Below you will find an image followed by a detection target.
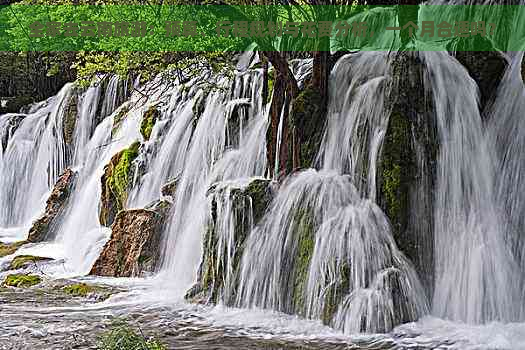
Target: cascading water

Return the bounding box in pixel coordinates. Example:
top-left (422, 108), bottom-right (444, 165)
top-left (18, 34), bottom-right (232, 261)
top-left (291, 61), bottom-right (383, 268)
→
top-left (423, 51), bottom-right (521, 323)
top-left (1, 17), bottom-right (525, 348)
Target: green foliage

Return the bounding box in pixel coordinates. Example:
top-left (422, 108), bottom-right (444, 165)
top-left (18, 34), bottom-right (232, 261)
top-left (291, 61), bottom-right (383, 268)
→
top-left (9, 255), bottom-right (51, 270)
top-left (97, 320), bottom-right (166, 350)
top-left (62, 283), bottom-right (93, 297)
top-left (3, 274), bottom-right (42, 288)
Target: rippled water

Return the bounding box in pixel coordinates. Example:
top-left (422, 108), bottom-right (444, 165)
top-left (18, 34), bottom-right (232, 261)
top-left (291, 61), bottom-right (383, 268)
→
top-left (2, 277), bottom-right (525, 350)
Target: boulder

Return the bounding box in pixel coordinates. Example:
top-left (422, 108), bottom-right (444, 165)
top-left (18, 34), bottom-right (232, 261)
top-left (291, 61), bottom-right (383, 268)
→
top-left (522, 54), bottom-right (525, 84)
top-left (27, 168), bottom-right (77, 242)
top-left (90, 200), bottom-right (170, 277)
top-left (186, 178), bottom-right (274, 304)
top-left (99, 142), bottom-right (140, 227)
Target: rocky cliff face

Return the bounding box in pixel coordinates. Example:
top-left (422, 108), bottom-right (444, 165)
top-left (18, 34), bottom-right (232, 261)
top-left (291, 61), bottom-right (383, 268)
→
top-left (90, 201), bottom-right (170, 277)
top-left (27, 169), bottom-right (77, 243)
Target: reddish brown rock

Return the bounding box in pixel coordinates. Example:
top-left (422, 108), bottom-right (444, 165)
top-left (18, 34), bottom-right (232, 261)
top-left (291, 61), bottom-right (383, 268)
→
top-left (27, 169), bottom-right (76, 243)
top-left (90, 203), bottom-right (168, 277)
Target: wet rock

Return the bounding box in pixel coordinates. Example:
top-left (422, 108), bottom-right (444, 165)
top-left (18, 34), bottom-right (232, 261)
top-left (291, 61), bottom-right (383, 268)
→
top-left (111, 104), bottom-right (131, 137)
top-left (161, 177), bottom-right (179, 198)
top-left (140, 106), bottom-right (160, 141)
top-left (378, 52), bottom-right (438, 299)
top-left (289, 84), bottom-right (326, 170)
top-left (27, 168), bottom-right (77, 243)
top-left (450, 36), bottom-right (507, 113)
top-left (0, 114), bottom-right (25, 152)
top-left (99, 142), bottom-right (140, 227)
top-left (8, 255), bottom-right (53, 270)
top-left (2, 274), bottom-right (41, 288)
top-left (63, 88), bottom-right (78, 145)
top-left (0, 241), bottom-right (25, 258)
top-left (90, 200), bottom-right (170, 277)
top-left (186, 178), bottom-right (274, 304)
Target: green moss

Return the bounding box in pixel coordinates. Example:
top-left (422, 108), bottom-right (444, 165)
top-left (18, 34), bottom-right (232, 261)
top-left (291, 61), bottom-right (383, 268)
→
top-left (0, 241), bottom-right (25, 257)
top-left (62, 283), bottom-right (93, 297)
top-left (140, 106), bottom-right (160, 141)
top-left (289, 85), bottom-right (326, 170)
top-left (9, 255), bottom-right (52, 270)
top-left (381, 112), bottom-right (413, 229)
top-left (292, 208), bottom-right (315, 314)
top-left (97, 320), bottom-right (166, 350)
top-left (3, 274), bottom-right (41, 288)
top-left (383, 164), bottom-right (402, 219)
top-left (109, 142), bottom-right (140, 211)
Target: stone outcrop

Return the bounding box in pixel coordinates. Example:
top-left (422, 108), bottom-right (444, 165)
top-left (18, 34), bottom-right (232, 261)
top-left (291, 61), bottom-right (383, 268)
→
top-left (186, 178), bottom-right (274, 304)
top-left (450, 36), bottom-right (507, 113)
top-left (63, 89), bottom-right (78, 146)
top-left (27, 168), bottom-right (77, 242)
top-left (99, 142), bottom-right (140, 227)
top-left (90, 200), bottom-right (170, 277)
top-left (140, 106), bottom-right (160, 141)
top-left (522, 54), bottom-right (525, 84)
top-left (377, 52), bottom-right (438, 299)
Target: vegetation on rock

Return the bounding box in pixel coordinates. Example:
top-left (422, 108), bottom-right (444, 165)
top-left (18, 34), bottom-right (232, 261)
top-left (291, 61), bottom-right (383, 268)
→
top-left (62, 283), bottom-right (93, 297)
top-left (0, 241), bottom-right (26, 258)
top-left (97, 320), bottom-right (166, 350)
top-left (140, 106), bottom-right (160, 141)
top-left (9, 255), bottom-right (52, 270)
top-left (99, 142), bottom-right (140, 226)
top-left (3, 274), bottom-right (42, 288)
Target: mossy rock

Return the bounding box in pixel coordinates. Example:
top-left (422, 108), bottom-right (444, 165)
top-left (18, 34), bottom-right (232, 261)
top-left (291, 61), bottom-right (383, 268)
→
top-left (140, 106), bottom-right (160, 141)
top-left (291, 207), bottom-right (315, 315)
top-left (3, 274), bottom-right (41, 288)
top-left (111, 105), bottom-right (131, 137)
top-left (63, 89), bottom-right (79, 145)
top-left (62, 283), bottom-right (94, 297)
top-left (0, 241), bottom-right (25, 258)
top-left (99, 142), bottom-right (140, 226)
top-left (289, 84), bottom-right (326, 170)
top-left (9, 255), bottom-right (53, 270)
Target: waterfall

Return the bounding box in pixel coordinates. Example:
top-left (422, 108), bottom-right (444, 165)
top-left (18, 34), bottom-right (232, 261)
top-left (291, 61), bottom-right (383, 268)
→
top-left (1, 39), bottom-right (525, 344)
top-left (424, 51), bottom-right (521, 323)
top-left (488, 51), bottom-right (525, 309)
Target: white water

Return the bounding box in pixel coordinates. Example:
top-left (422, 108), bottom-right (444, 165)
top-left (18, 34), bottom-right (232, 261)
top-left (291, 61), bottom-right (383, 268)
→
top-left (1, 39), bottom-right (525, 350)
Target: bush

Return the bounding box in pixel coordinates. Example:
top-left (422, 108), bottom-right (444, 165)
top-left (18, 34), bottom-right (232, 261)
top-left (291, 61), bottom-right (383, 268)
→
top-left (97, 321), bottom-right (166, 350)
